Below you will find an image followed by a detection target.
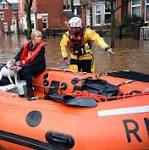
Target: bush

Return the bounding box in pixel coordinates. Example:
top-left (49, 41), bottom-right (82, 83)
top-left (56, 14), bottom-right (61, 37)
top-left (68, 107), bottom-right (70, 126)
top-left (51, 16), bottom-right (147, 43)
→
top-left (122, 15), bottom-right (144, 33)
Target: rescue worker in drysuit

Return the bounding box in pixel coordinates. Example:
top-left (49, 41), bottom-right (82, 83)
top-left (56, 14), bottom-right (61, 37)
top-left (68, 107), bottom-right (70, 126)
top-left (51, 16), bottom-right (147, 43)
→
top-left (14, 30), bottom-right (47, 100)
top-left (60, 17), bottom-right (114, 73)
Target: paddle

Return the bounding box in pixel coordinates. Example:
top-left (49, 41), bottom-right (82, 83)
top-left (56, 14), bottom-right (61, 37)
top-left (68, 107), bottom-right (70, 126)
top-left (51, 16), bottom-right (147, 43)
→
top-left (44, 94), bottom-right (97, 107)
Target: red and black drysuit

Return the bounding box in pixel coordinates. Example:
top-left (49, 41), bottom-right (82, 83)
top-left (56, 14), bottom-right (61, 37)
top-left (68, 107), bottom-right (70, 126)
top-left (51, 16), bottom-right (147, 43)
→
top-left (14, 40), bottom-right (46, 90)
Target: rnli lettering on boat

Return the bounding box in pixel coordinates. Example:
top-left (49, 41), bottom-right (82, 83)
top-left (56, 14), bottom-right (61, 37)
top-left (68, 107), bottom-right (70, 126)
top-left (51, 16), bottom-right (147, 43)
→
top-left (123, 118), bottom-right (149, 143)
top-left (98, 106), bottom-right (149, 143)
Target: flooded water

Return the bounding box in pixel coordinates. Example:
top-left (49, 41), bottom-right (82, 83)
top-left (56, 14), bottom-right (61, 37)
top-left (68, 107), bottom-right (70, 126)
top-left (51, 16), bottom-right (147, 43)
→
top-left (0, 34), bottom-right (149, 75)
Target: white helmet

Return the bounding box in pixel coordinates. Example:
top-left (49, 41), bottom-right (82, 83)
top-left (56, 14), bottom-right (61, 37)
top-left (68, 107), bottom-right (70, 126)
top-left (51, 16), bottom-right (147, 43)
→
top-left (68, 17), bottom-right (82, 28)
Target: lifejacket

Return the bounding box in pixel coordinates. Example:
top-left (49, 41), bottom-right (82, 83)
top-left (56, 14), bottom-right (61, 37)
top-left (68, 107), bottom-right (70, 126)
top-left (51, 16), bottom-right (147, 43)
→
top-left (20, 40), bottom-right (46, 65)
top-left (67, 27), bottom-right (92, 56)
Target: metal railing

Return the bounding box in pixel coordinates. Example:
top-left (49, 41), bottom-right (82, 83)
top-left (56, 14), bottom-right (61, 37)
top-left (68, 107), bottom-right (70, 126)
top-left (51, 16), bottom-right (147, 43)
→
top-left (140, 26), bottom-right (149, 40)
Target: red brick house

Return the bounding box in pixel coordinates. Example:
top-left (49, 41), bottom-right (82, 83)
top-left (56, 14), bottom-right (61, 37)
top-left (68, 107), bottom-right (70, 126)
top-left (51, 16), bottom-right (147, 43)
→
top-left (18, 0), bottom-right (70, 32)
top-left (18, 0), bottom-right (149, 33)
top-left (18, 0), bottom-right (127, 32)
top-left (82, 0), bottom-right (149, 26)
top-left (0, 0), bottom-right (12, 34)
top-left (0, 0), bottom-right (18, 34)
top-left (128, 0), bottom-right (149, 23)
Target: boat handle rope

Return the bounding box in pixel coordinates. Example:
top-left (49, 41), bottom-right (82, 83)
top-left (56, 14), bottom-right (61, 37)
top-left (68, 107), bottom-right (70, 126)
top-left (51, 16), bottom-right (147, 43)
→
top-left (99, 89), bottom-right (149, 101)
top-left (117, 79), bottom-right (134, 87)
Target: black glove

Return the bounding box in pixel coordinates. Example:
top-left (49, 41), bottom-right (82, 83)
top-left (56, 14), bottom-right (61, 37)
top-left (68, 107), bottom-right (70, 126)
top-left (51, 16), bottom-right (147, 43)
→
top-left (63, 57), bottom-right (70, 65)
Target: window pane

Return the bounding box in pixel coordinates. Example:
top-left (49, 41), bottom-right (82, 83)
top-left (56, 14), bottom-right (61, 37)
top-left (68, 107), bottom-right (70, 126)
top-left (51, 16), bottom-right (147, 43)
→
top-left (73, 0), bottom-right (81, 5)
top-left (96, 15), bottom-right (101, 24)
top-left (68, 0), bottom-right (71, 5)
top-left (132, 7), bottom-right (140, 16)
top-left (146, 5), bottom-right (149, 21)
top-left (105, 1), bottom-right (111, 12)
top-left (64, 0), bottom-right (66, 5)
top-left (96, 5), bottom-right (101, 13)
top-left (147, 0), bottom-right (149, 3)
top-left (105, 14), bottom-right (111, 23)
top-left (63, 0), bottom-right (67, 9)
top-left (63, 0), bottom-right (71, 10)
top-left (132, 0), bottom-right (140, 5)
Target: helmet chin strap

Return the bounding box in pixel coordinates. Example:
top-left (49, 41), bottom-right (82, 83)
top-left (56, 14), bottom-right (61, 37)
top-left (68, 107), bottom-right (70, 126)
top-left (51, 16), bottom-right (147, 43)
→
top-left (69, 27), bottom-right (81, 36)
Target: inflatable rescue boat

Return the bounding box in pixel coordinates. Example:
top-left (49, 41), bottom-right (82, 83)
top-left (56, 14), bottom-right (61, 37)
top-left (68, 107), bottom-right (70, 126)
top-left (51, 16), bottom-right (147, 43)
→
top-left (0, 68), bottom-right (149, 150)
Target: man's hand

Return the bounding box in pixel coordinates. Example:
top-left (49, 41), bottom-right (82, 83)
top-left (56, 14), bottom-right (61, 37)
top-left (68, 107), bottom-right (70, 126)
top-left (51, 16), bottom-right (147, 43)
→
top-left (105, 47), bottom-right (114, 55)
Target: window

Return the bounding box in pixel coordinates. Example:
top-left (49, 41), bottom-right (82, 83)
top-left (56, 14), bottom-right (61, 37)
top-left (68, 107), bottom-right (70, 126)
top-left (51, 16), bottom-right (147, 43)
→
top-left (132, 0), bottom-right (140, 5)
top-left (131, 0), bottom-right (141, 16)
top-left (3, 22), bottom-right (8, 32)
top-left (0, 12), bottom-right (4, 20)
top-left (42, 16), bottom-right (48, 28)
top-left (93, 2), bottom-right (111, 26)
top-left (94, 4), bottom-right (101, 25)
top-left (104, 1), bottom-right (111, 23)
top-left (73, 0), bottom-right (81, 6)
top-left (63, 0), bottom-right (72, 10)
top-left (0, 4), bottom-right (3, 9)
top-left (0, 4), bottom-right (8, 9)
top-left (86, 9), bottom-right (91, 26)
top-left (145, 0), bottom-right (149, 22)
top-left (3, 4), bottom-right (8, 9)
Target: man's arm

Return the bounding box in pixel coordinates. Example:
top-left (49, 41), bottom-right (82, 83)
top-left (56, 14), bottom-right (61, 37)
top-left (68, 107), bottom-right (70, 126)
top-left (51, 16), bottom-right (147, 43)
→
top-left (86, 28), bottom-right (109, 49)
top-left (86, 28), bottom-right (114, 54)
top-left (60, 33), bottom-right (69, 59)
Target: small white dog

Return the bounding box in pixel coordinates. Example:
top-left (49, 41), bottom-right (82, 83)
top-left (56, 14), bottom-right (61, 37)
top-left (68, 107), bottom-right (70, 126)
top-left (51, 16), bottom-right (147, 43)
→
top-left (0, 59), bottom-right (18, 85)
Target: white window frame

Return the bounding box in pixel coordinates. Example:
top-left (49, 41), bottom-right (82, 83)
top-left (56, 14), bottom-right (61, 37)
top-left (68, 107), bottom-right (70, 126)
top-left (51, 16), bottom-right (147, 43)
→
top-left (92, 1), bottom-right (111, 26)
top-left (145, 0), bottom-right (149, 22)
top-left (93, 3), bottom-right (102, 26)
top-left (131, 0), bottom-right (141, 17)
top-left (63, 0), bottom-right (72, 11)
top-left (0, 12), bottom-right (4, 20)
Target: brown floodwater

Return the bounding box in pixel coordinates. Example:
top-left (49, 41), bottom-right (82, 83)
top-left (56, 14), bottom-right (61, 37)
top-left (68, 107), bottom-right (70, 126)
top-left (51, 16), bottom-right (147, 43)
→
top-left (0, 34), bottom-right (149, 75)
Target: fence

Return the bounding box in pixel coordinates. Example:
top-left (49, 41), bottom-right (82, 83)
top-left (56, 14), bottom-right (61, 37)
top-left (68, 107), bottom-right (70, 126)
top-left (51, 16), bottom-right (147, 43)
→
top-left (140, 26), bottom-right (149, 40)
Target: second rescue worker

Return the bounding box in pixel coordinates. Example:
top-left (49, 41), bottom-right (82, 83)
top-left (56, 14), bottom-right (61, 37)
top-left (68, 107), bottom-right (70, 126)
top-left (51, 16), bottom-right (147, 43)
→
top-left (60, 17), bottom-right (114, 73)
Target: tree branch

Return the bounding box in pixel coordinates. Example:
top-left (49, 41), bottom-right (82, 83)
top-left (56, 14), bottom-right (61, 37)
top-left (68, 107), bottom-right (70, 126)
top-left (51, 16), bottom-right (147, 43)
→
top-left (114, 0), bottom-right (132, 12)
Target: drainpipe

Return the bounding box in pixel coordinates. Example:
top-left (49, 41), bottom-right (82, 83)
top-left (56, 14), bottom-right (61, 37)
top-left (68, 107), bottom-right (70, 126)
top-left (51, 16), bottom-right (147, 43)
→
top-left (74, 6), bottom-right (77, 15)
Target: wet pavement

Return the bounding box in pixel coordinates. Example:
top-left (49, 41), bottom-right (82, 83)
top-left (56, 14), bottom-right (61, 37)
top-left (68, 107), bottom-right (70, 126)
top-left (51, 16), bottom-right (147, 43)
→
top-left (0, 34), bottom-right (149, 75)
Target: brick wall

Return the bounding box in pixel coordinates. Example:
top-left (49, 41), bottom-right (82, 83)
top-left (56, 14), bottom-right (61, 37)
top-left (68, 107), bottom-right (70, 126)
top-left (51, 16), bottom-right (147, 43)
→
top-left (0, 4), bottom-right (12, 33)
top-left (36, 0), bottom-right (66, 29)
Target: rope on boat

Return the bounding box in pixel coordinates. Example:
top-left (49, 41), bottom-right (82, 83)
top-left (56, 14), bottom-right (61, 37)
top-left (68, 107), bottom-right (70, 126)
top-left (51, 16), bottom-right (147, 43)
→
top-left (69, 87), bottom-right (149, 102)
top-left (98, 90), bottom-right (149, 102)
